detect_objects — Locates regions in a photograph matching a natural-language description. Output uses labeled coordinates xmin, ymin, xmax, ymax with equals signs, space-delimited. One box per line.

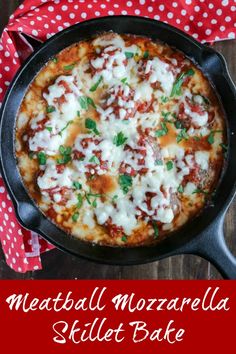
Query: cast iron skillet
xmin=1 ymin=16 xmax=236 ymax=279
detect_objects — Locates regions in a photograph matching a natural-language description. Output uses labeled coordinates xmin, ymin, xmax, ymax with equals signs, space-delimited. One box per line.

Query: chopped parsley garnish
xmin=63 ymin=64 xmax=75 ymax=71
xmin=119 ymin=174 xmax=133 ymax=194
xmin=113 ymin=132 xmax=128 ymax=146
xmin=155 ymin=160 xmax=163 ymax=166
xmin=199 ymin=94 xmax=210 ymax=106
xmin=89 ymin=76 xmax=102 ymax=92
xmin=143 ymin=50 xmax=149 ymax=59
xmin=155 ymin=122 xmax=168 ymax=137
xmin=161 ymin=96 xmax=168 ymax=103
xmin=85 ymin=191 xmax=103 ymax=207
xmin=166 ymin=160 xmax=174 ymax=171
xmin=220 ymin=143 xmax=228 ymax=153
xmin=72 ymin=213 xmax=79 ymax=222
xmin=152 ymin=221 xmax=159 ymax=239
xmin=45 ymin=126 xmax=52 ymax=132
xmin=46 ymin=105 xmax=56 ymax=113
xmin=155 ymin=159 xmax=163 ymax=166
xmin=176 ymin=128 xmax=189 ymax=143
xmin=37 ymin=151 xmax=47 ymax=165
xmin=207 ymin=131 xmax=215 ymax=144
xmin=125 ymin=51 xmax=134 ymax=59
xmin=193 ymin=136 xmax=201 ymax=141
xmin=57 ymin=145 xmax=72 ymax=164
xmin=52 ymin=57 xmax=58 ymax=63
xmin=161 ymin=111 xmax=172 ymax=122
xmin=85 ymin=118 xmax=100 ymax=135
xmin=177 ymin=185 xmax=184 ymax=193
xmin=77 ymin=194 xmax=83 ymax=209
xmin=121 ymin=77 xmax=128 ymax=85
xmin=112 ymin=195 xmax=118 ymax=203
xmin=58 ymin=120 xmax=73 ymax=136
xmin=175 ymin=120 xmax=183 ymax=129
xmin=89 ymin=155 xmax=100 ymax=164
xmin=207 ymin=130 xmax=223 ymax=144
xmin=121 ymin=235 xmax=128 ymax=242
xmin=78 ymin=96 xmax=96 ymax=110
xmin=73 ymin=182 xmax=82 ymax=190
xmin=170 ymin=68 xmax=195 ymax=97
xmin=192 ymin=188 xmax=209 ymax=195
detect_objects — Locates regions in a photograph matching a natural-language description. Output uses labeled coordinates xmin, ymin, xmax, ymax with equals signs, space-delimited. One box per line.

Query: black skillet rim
xmin=0 ymin=15 xmax=236 ymax=265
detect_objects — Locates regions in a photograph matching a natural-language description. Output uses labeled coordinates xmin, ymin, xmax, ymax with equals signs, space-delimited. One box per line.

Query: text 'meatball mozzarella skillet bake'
xmin=1 ymin=17 xmax=236 ymax=277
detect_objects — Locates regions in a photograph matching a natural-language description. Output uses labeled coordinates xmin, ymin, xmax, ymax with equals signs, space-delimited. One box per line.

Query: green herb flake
xmin=73 ymin=182 xmax=82 ymax=190
xmin=45 ymin=126 xmax=53 ymax=132
xmin=119 ymin=174 xmax=133 ymax=194
xmin=46 ymin=105 xmax=56 ymax=113
xmin=58 ymin=120 xmax=73 ymax=136
xmin=92 ymin=199 xmax=97 ymax=208
xmin=77 ymin=111 xmax=80 ymax=117
xmin=152 ymin=221 xmax=159 ymax=239
xmin=161 ymin=96 xmax=168 ymax=103
xmin=78 ymin=96 xmax=96 ymax=110
xmin=113 ymin=132 xmax=128 ymax=147
xmin=175 ymin=120 xmax=183 ymax=129
xmin=176 ymin=128 xmax=189 ymax=143
xmin=155 ymin=159 xmax=163 ymax=166
xmin=121 ymin=235 xmax=128 ymax=242
xmin=125 ymin=52 xmax=134 ymax=59
xmin=155 ymin=122 xmax=168 ymax=137
xmin=192 ymin=188 xmax=209 ymax=195
xmin=37 ymin=151 xmax=47 ymax=165
xmin=85 ymin=118 xmax=100 ymax=135
xmin=220 ymin=143 xmax=228 ymax=152
xmin=89 ymin=76 xmax=102 ymax=92
xmin=63 ymin=64 xmax=75 ymax=71
xmin=143 ymin=50 xmax=149 ymax=59
xmin=193 ymin=136 xmax=201 ymax=141
xmin=89 ymin=155 xmax=100 ymax=164
xmin=171 ymin=68 xmax=195 ymax=97
xmin=112 ymin=195 xmax=118 ymax=203
xmin=161 ymin=111 xmax=172 ymax=122
xmin=57 ymin=145 xmax=72 ymax=165
xmin=52 ymin=57 xmax=58 ymax=63
xmin=85 ymin=190 xmax=103 ymax=207
xmin=166 ymin=160 xmax=174 ymax=171
xmin=121 ymin=77 xmax=128 ymax=85
xmin=78 ymin=96 xmax=88 ymax=110
xmin=207 ymin=130 xmax=223 ymax=145
xmin=77 ymin=194 xmax=83 ymax=209
xmin=72 ymin=213 xmax=79 ymax=222
xmin=207 ymin=131 xmax=215 ymax=144
xmin=177 ymin=185 xmax=184 ymax=193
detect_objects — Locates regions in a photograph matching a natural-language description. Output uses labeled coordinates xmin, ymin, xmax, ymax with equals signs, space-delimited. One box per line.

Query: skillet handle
xmin=179 ymin=213 xmax=236 ymax=279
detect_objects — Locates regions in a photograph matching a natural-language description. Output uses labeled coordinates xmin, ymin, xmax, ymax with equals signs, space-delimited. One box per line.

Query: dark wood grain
xmin=0 ymin=1 xmax=235 ymax=279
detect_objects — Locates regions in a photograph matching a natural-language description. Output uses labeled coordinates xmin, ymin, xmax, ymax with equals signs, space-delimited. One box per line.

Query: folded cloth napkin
xmin=0 ymin=0 xmax=235 ymax=273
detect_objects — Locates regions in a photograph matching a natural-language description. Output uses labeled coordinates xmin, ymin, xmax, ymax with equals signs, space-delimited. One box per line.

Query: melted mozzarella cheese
xmin=195 ymin=151 xmax=209 ymax=170
xmin=37 ymin=159 xmax=73 ymax=190
xmin=17 ymin=32 xmax=224 ymax=243
xmin=29 ymin=129 xmax=65 ymax=155
xmin=147 ymin=58 xmax=175 ymax=95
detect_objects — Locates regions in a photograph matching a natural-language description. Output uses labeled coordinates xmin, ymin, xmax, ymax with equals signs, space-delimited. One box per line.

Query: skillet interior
xmin=0 ymin=16 xmax=236 ymax=265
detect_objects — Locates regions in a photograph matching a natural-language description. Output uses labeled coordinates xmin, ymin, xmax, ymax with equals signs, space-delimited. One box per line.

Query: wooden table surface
xmin=0 ymin=0 xmax=235 ymax=279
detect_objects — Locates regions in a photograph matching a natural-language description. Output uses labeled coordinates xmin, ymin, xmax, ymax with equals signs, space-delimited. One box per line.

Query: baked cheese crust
xmin=15 ymin=33 xmax=226 ymax=246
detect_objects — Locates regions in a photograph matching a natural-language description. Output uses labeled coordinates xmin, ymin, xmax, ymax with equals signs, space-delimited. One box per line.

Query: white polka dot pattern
xmin=0 ymin=0 xmax=235 ymax=273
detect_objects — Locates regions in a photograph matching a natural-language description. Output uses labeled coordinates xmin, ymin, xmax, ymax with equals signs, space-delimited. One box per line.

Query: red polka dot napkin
xmin=0 ymin=0 xmax=235 ymax=273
